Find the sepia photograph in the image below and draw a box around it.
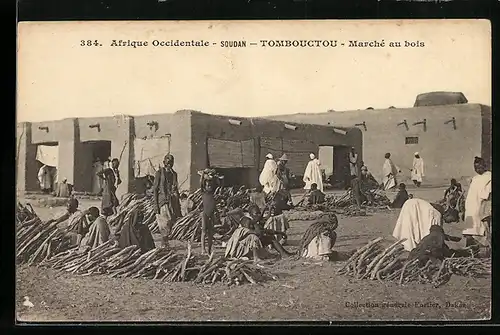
[16,20,491,322]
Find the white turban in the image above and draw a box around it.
[414,152,419,156]
[266,153,273,159]
[309,153,315,160]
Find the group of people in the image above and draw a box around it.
[393,156,491,257]
[42,146,490,266]
[348,147,426,191]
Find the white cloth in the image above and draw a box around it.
[463,171,491,236]
[392,198,442,251]
[382,158,398,190]
[303,158,324,192]
[36,145,58,167]
[259,158,279,194]
[349,152,358,176]
[302,232,333,259]
[411,157,425,182]
[37,165,52,190]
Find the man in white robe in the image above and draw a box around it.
[259,153,279,194]
[411,152,425,187]
[349,147,359,178]
[303,153,324,192]
[382,153,399,191]
[37,164,53,193]
[462,157,491,247]
[392,198,443,251]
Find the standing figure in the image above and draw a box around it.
[259,153,279,194]
[462,157,491,248]
[97,168,119,215]
[92,158,104,195]
[276,154,291,189]
[37,164,53,193]
[303,153,324,193]
[349,147,359,179]
[199,168,222,255]
[382,153,399,191]
[111,158,122,190]
[411,152,425,187]
[153,154,182,248]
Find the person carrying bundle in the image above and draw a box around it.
[298,213,339,261]
[153,154,182,248]
[199,168,223,255]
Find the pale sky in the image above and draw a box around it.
[17,20,491,123]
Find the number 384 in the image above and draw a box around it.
[80,40,101,47]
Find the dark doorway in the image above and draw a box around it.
[214,168,253,188]
[333,146,351,190]
[76,140,112,193]
[31,142,58,192]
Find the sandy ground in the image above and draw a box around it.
[16,187,491,322]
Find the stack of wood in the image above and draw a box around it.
[39,242,277,286]
[338,237,491,287]
[16,203,70,266]
[112,187,251,241]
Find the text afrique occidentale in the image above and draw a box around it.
[99,39,425,48]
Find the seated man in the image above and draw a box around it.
[264,199,290,245]
[407,225,454,266]
[351,166,377,208]
[55,178,72,198]
[249,185,267,212]
[118,205,156,252]
[308,183,326,205]
[390,183,409,209]
[224,209,294,262]
[298,213,338,261]
[64,205,101,249]
[80,207,112,249]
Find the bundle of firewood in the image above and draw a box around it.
[16,204,72,266]
[112,187,251,237]
[39,242,277,286]
[338,238,491,287]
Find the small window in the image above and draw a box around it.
[405,136,419,145]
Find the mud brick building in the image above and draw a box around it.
[16,110,362,198]
[269,103,492,185]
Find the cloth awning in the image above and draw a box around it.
[207,138,255,168]
[133,137,171,178]
[36,145,58,167]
